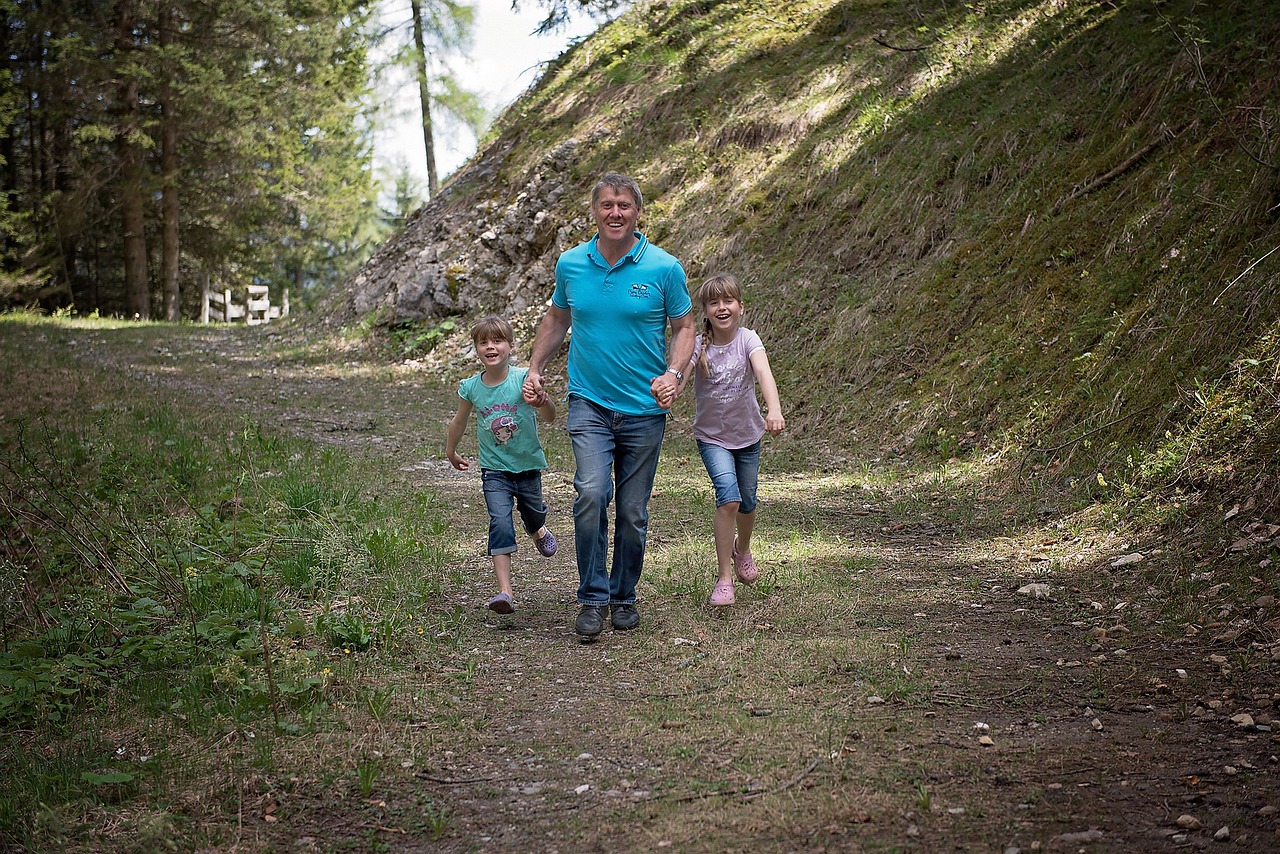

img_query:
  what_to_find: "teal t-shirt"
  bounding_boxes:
[552,232,690,416]
[458,366,548,473]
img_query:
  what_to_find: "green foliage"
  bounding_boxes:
[1,0,382,315]
[0,319,460,845]
[391,318,458,356]
[1123,323,1280,504]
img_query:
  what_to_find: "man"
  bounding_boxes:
[522,172,695,639]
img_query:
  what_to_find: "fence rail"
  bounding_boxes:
[201,284,289,325]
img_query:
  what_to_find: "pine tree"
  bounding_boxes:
[1,0,383,317]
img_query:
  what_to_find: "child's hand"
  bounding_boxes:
[530,389,549,409]
[765,412,785,435]
[447,451,469,471]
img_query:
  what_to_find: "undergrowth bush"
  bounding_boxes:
[1123,321,1280,512]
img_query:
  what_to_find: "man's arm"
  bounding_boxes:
[651,311,696,409]
[667,311,696,376]
[523,304,571,404]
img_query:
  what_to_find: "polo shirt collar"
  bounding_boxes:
[588,231,648,267]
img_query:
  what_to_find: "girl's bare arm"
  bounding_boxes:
[444,399,474,469]
[750,348,785,435]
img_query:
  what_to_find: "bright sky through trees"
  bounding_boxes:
[372,0,598,193]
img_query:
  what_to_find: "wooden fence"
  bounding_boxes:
[201,283,289,325]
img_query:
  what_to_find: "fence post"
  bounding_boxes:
[199,268,210,324]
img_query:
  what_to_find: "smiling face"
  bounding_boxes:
[474,333,513,370]
[590,185,641,245]
[703,293,743,343]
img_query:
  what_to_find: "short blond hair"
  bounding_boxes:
[471,315,514,345]
[591,172,643,211]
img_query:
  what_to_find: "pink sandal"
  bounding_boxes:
[709,578,735,606]
[732,541,759,584]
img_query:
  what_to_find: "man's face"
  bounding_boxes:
[591,186,640,242]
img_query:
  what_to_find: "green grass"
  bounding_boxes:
[0,314,466,850]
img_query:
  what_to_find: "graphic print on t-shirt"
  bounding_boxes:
[707,344,748,406]
[482,402,520,446]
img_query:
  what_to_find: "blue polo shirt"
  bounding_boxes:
[552,232,690,416]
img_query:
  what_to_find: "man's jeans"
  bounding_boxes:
[566,396,666,607]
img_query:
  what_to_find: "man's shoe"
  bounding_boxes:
[611,604,640,631]
[575,605,607,638]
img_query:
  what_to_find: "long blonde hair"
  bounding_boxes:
[695,273,743,377]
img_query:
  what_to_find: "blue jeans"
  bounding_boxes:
[696,439,761,514]
[566,396,667,606]
[480,469,548,556]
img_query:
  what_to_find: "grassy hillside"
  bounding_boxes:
[396,0,1279,511]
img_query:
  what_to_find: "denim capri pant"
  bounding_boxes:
[480,469,548,555]
[695,439,761,514]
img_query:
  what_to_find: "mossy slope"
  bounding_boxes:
[399,0,1280,511]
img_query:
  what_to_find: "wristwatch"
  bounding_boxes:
[665,367,684,384]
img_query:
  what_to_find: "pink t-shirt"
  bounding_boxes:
[692,327,767,449]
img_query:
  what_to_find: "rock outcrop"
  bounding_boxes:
[340,138,586,327]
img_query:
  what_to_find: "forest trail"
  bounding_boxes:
[67,321,1280,852]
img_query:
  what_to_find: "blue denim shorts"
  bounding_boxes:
[696,439,761,514]
[480,469,548,556]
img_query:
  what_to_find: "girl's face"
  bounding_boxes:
[703,294,743,340]
[475,334,513,369]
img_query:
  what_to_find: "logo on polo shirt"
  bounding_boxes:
[628,283,651,299]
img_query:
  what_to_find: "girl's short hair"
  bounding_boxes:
[591,172,643,211]
[471,315,514,345]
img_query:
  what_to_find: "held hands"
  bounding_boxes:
[522,371,546,407]
[650,374,678,410]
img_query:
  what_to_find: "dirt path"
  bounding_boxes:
[82,321,1280,852]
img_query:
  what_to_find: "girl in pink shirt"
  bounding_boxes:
[678,274,785,606]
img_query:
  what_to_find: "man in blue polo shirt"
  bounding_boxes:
[523,172,695,639]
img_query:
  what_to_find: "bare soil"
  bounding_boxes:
[77,321,1280,853]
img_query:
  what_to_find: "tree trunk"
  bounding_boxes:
[1,12,16,272]
[48,15,79,306]
[117,0,150,319]
[410,0,438,196]
[159,3,180,321]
